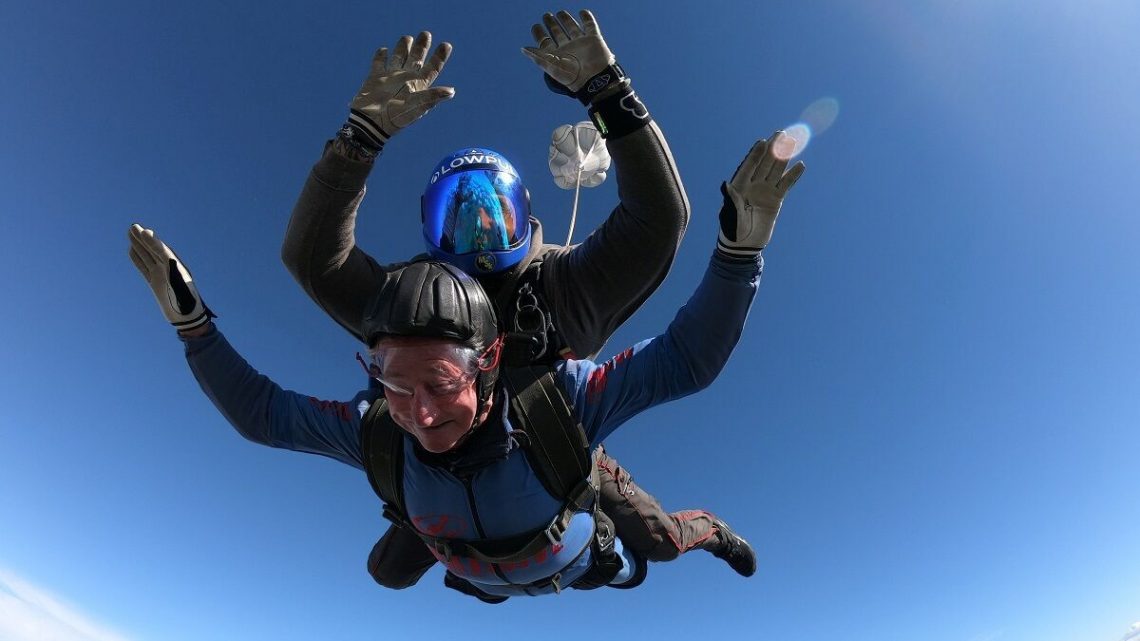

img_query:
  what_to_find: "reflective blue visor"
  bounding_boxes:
[423,169,529,257]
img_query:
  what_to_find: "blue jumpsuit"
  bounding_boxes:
[185,253,761,597]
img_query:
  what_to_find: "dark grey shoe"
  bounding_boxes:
[712,519,756,577]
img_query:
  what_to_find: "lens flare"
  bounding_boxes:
[775,97,839,160]
[801,97,840,135]
[776,124,811,160]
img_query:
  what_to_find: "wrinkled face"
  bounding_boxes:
[373,337,487,454]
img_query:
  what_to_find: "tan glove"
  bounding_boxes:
[128,224,214,334]
[522,10,622,103]
[348,32,455,148]
[717,132,807,258]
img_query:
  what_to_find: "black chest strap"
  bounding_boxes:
[501,366,593,498]
[359,398,410,528]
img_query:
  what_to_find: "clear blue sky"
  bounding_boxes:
[2,1,1138,640]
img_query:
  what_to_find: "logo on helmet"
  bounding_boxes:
[475,253,497,273]
[429,151,512,184]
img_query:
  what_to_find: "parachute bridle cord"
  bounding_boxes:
[566,125,583,247]
[548,121,610,248]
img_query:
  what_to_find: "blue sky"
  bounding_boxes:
[2,1,1139,640]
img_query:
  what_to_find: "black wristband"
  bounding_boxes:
[335,125,382,162]
[542,63,628,105]
[575,62,627,105]
[587,84,652,139]
[346,110,389,151]
[714,246,763,264]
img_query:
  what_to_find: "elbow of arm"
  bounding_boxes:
[689,364,721,393]
[687,342,736,392]
[231,421,273,447]
[280,241,306,282]
[665,327,740,395]
[676,188,692,230]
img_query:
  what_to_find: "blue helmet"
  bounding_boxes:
[421,147,532,275]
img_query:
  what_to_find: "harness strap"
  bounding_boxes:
[418,469,597,564]
[502,366,593,498]
[359,398,410,528]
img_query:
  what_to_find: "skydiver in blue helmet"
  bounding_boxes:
[280,9,793,601]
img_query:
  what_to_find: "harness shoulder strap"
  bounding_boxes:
[359,398,410,527]
[501,365,593,500]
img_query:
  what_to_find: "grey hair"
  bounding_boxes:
[370,341,481,378]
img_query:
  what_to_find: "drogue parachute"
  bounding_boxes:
[548,121,610,246]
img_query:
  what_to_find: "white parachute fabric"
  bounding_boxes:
[549,121,609,188]
[548,121,610,245]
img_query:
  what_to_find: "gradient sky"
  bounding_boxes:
[2,1,1139,640]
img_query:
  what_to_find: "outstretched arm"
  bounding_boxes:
[558,133,806,442]
[130,224,367,468]
[522,10,691,358]
[281,32,453,342]
[184,327,367,468]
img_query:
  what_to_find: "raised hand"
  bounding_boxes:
[128,224,214,334]
[522,10,619,102]
[717,132,807,257]
[349,32,455,147]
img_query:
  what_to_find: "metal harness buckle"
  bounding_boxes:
[543,513,569,547]
[513,283,549,360]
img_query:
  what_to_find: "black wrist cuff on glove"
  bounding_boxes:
[543,63,629,105]
[714,246,763,264]
[335,125,382,163]
[577,63,628,105]
[173,305,217,333]
[587,84,652,139]
[345,110,389,152]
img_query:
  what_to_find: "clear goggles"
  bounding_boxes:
[355,336,504,398]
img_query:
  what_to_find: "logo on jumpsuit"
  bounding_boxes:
[475,252,497,272]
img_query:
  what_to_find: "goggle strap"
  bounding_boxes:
[355,352,378,377]
[478,335,505,372]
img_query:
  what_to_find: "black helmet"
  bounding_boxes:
[363,261,501,405]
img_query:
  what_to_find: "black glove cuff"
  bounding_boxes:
[173,305,217,332]
[587,84,652,139]
[336,123,383,163]
[542,63,628,105]
[714,246,763,264]
[346,110,390,151]
[576,62,628,105]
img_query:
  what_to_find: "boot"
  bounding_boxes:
[711,519,756,577]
